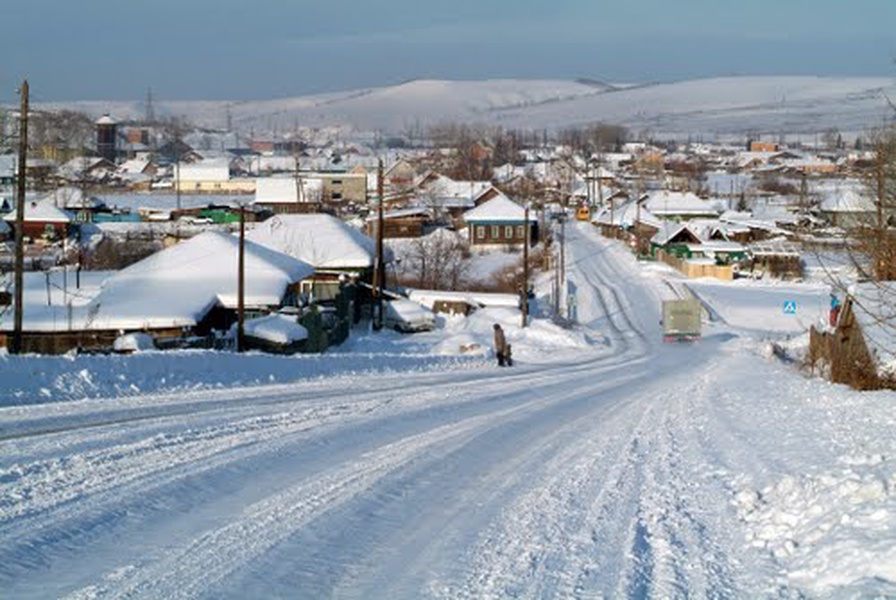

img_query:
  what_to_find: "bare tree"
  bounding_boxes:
[398,229,471,290]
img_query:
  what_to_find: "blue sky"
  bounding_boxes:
[2,0,894,101]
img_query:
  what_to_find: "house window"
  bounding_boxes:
[476,226,485,239]
[490,226,500,239]
[505,226,514,239]
[331,193,343,200]
[517,225,526,240]
[332,179,342,185]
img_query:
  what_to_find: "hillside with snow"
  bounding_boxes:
[38,76,896,138]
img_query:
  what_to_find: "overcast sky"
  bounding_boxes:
[2,0,894,102]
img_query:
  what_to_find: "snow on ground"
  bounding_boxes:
[685,278,831,334]
[1,221,894,598]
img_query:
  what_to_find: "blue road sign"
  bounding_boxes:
[783,300,797,315]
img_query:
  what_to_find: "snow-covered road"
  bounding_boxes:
[1,224,894,598]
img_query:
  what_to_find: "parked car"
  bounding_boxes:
[383,298,436,333]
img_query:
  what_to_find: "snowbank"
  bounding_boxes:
[734,458,896,596]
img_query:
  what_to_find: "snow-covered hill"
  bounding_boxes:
[37,76,896,138]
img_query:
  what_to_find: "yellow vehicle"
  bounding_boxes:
[575,205,591,221]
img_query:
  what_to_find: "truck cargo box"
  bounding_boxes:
[662,298,702,342]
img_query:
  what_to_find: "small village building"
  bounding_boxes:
[0,232,315,354]
[116,157,158,189]
[175,158,254,194]
[414,173,498,223]
[641,190,720,221]
[3,197,72,240]
[818,187,878,229]
[384,158,419,190]
[364,207,431,239]
[308,170,368,205]
[591,195,662,250]
[462,193,537,247]
[650,222,703,259]
[57,156,116,184]
[746,239,804,279]
[253,176,322,214]
[246,213,386,302]
[45,187,108,224]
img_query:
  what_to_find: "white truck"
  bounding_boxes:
[661,298,702,342]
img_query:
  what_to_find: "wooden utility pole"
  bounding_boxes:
[12,80,29,354]
[876,148,886,279]
[372,159,385,330]
[522,204,529,328]
[237,205,245,351]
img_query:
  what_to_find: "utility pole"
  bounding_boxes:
[237,205,245,352]
[522,204,529,328]
[12,80,29,354]
[372,159,385,330]
[876,147,886,279]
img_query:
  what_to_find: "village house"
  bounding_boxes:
[641,190,720,222]
[0,231,315,354]
[253,176,322,215]
[245,213,387,303]
[3,196,72,240]
[364,207,431,239]
[462,192,537,247]
[57,156,117,185]
[817,187,880,229]
[175,158,255,194]
[412,172,500,225]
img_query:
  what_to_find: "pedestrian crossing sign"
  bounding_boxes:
[783,300,797,315]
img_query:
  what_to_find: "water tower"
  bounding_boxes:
[96,114,118,162]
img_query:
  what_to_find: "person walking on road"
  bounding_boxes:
[493,323,511,367]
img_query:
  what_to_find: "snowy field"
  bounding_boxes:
[1,223,894,598]
[41,75,896,137]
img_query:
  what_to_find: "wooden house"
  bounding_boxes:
[462,192,537,247]
[3,198,72,240]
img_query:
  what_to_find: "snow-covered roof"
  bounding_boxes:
[0,233,314,332]
[642,191,719,217]
[651,222,701,246]
[255,177,323,205]
[462,193,535,223]
[246,213,382,269]
[419,174,494,204]
[686,240,746,253]
[177,158,230,182]
[748,238,802,257]
[117,157,152,175]
[819,188,875,213]
[45,187,106,210]
[88,232,312,330]
[255,177,301,204]
[592,197,662,229]
[3,198,72,223]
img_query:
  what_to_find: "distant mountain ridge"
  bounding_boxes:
[36,76,896,140]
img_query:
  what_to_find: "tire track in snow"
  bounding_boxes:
[61,390,587,600]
